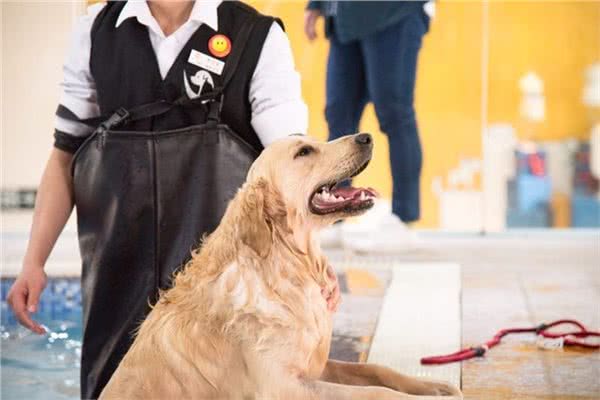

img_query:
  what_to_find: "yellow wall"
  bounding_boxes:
[488,1,600,141]
[250,0,599,227]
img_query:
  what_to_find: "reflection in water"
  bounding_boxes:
[1,322,82,400]
[1,278,82,400]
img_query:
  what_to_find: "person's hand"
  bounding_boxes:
[7,264,47,334]
[304,9,321,41]
[322,264,341,312]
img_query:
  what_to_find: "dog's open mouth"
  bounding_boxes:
[309,159,377,215]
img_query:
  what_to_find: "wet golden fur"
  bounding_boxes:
[100,134,462,400]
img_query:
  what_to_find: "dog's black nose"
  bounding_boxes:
[355,133,372,146]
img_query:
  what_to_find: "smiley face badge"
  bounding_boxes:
[208,34,231,58]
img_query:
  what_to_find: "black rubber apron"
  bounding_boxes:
[71,19,259,399]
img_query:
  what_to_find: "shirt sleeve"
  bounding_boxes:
[249,22,309,147]
[54,2,105,153]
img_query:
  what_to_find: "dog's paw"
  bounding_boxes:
[415,380,462,398]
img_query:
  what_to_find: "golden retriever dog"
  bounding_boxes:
[100,133,462,399]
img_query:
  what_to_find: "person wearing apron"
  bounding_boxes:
[7,1,340,398]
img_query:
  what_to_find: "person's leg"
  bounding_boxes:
[325,33,369,142]
[361,13,427,223]
[321,35,369,244]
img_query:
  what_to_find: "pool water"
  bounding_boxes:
[1,278,82,400]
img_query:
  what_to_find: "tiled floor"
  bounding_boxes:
[457,237,600,400]
[325,234,600,400]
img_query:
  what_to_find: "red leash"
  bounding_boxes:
[421,319,600,365]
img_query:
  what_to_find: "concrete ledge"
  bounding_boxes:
[367,263,462,388]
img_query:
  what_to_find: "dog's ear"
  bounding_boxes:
[237,179,273,258]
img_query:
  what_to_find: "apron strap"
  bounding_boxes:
[60,15,260,132]
[220,16,260,94]
[57,89,222,132]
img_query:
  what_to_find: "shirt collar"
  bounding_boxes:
[116,1,221,34]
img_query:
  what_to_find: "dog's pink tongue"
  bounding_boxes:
[332,186,378,199]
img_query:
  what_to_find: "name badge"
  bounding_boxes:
[188,49,225,75]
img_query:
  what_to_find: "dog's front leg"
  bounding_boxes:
[320,360,462,398]
[307,380,440,400]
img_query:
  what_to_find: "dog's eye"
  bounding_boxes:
[294,146,315,158]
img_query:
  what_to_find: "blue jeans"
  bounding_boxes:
[326,13,428,223]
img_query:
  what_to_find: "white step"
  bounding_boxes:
[367,262,462,388]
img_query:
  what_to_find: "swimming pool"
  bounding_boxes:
[1,278,82,400]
